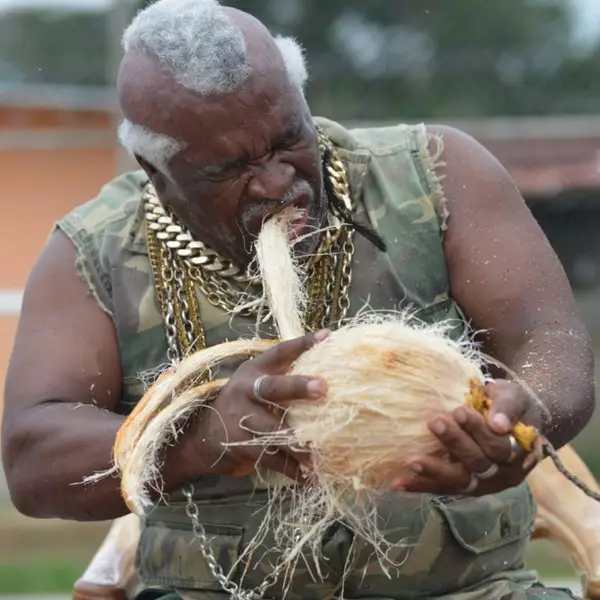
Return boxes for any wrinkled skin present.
[118,10,327,268]
[1,7,594,521]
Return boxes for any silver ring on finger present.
[252,374,269,403]
[507,435,522,463]
[475,463,499,481]
[461,473,479,494]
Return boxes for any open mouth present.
[262,195,311,241]
[286,206,310,240]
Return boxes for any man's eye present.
[200,163,245,181]
[204,170,232,181]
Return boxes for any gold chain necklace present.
[145,127,356,362]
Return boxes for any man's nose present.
[246,159,296,200]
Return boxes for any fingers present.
[484,380,529,435]
[390,379,544,496]
[453,406,514,463]
[210,330,331,481]
[234,330,330,408]
[427,413,496,473]
[252,329,330,374]
[391,456,471,494]
[390,413,496,494]
[390,455,524,497]
[253,374,327,404]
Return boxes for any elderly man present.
[1,0,594,599]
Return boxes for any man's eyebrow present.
[189,116,304,177]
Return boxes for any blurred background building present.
[1,0,600,594]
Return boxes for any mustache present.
[239,181,314,232]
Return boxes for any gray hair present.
[118,0,308,174]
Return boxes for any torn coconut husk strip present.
[114,339,275,476]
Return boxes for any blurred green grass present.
[0,562,85,595]
[0,504,110,594]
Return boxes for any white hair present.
[117,120,184,174]
[118,0,309,174]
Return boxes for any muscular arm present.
[1,232,199,521]
[1,231,130,520]
[432,125,595,448]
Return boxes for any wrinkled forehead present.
[117,28,312,160]
[175,70,305,164]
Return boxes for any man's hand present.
[390,380,546,496]
[187,329,330,483]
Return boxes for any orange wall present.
[0,106,112,130]
[1,146,118,415]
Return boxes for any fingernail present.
[491,413,511,433]
[455,408,467,425]
[431,420,446,435]
[307,380,326,397]
[408,462,423,474]
[390,479,405,491]
[314,329,331,343]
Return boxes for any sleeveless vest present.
[56,117,536,599]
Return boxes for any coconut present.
[282,316,485,488]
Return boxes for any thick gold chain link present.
[144,193,260,317]
[145,200,253,282]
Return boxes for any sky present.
[572,0,600,48]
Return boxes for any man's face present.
[161,74,326,268]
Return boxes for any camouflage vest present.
[56,117,536,599]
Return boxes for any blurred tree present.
[0,9,107,86]
[0,0,597,120]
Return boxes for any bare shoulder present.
[3,230,122,424]
[422,123,582,335]
[424,123,538,266]
[425,124,519,209]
